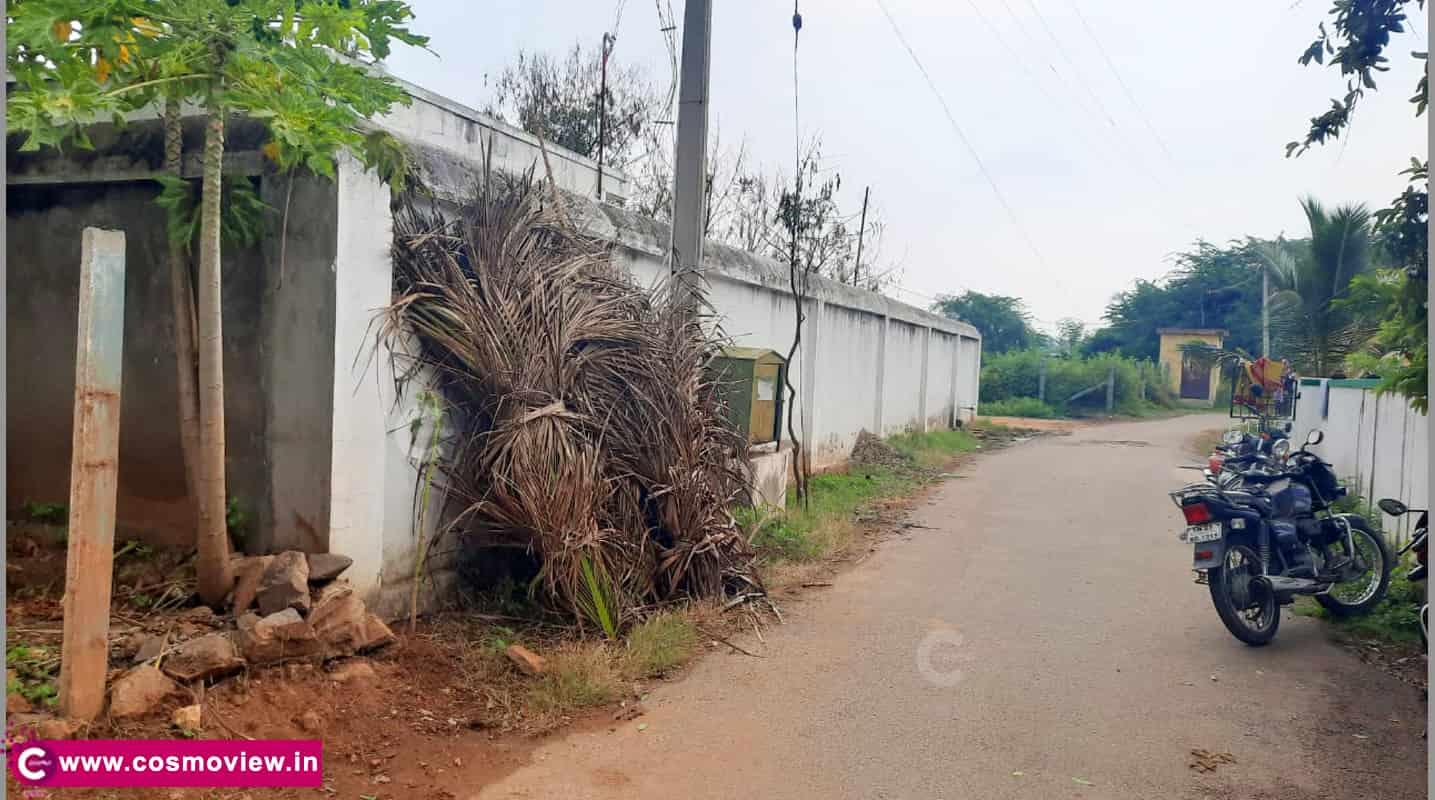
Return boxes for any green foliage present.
[576,554,619,641]
[979,350,1168,415]
[741,429,977,564]
[7,1,427,183]
[1290,0,1427,409]
[1299,563,1425,644]
[887,429,979,464]
[624,611,699,677]
[7,644,59,708]
[154,174,274,251]
[1088,239,1272,361]
[1341,162,1428,410]
[931,291,1039,354]
[1262,198,1379,376]
[979,397,1059,419]
[22,501,66,524]
[225,496,249,551]
[1288,0,1425,156]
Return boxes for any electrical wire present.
[1022,0,1117,128]
[875,0,1052,275]
[1069,1,1176,163]
[961,0,1115,171]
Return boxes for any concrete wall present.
[1292,379,1429,546]
[6,77,979,616]
[6,180,270,547]
[585,200,981,468]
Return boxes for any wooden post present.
[59,228,126,721]
[1105,366,1115,412]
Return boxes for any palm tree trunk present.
[195,109,233,605]
[163,98,203,527]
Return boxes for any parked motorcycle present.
[1173,429,1394,646]
[1376,497,1428,648]
[1204,425,1290,490]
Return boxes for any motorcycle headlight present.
[1221,430,1244,446]
[1272,439,1291,459]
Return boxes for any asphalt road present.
[476,415,1428,800]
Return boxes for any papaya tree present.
[8,0,427,605]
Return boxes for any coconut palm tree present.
[1256,198,1381,377]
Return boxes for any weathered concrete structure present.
[6,75,979,615]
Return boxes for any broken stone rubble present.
[93,550,397,720]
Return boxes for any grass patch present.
[623,611,700,678]
[887,428,980,467]
[741,429,977,565]
[978,397,1060,419]
[527,643,623,715]
[1293,563,1425,645]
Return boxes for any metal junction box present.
[710,347,787,445]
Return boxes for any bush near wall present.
[979,350,1173,417]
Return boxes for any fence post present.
[1105,366,1115,412]
[59,228,126,721]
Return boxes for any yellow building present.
[1157,328,1227,406]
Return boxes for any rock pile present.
[18,551,393,735]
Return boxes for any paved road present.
[477,415,1427,800]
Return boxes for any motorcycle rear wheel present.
[1315,518,1393,617]
[1209,543,1280,646]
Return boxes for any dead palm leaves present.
[380,167,758,632]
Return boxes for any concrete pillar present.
[800,298,824,455]
[948,333,959,428]
[874,314,889,434]
[918,326,931,432]
[327,156,393,599]
[59,228,126,721]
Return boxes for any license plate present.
[1182,523,1222,543]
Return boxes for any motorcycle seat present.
[1225,491,1272,514]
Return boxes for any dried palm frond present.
[379,162,758,630]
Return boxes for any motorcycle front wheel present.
[1315,518,1393,617]
[1209,543,1280,646]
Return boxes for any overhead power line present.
[1069,1,1176,163]
[1022,0,1118,127]
[874,0,1051,274]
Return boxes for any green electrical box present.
[709,347,788,445]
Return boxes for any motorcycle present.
[1204,425,1291,490]
[1376,497,1428,648]
[1172,429,1394,646]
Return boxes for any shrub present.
[978,397,1059,418]
[980,349,1172,414]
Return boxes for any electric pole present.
[1261,265,1270,359]
[854,186,870,288]
[596,32,614,200]
[670,0,713,313]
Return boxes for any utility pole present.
[669,0,713,312]
[853,186,870,288]
[596,32,614,200]
[1261,265,1270,359]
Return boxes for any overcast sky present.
[385,0,1427,335]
